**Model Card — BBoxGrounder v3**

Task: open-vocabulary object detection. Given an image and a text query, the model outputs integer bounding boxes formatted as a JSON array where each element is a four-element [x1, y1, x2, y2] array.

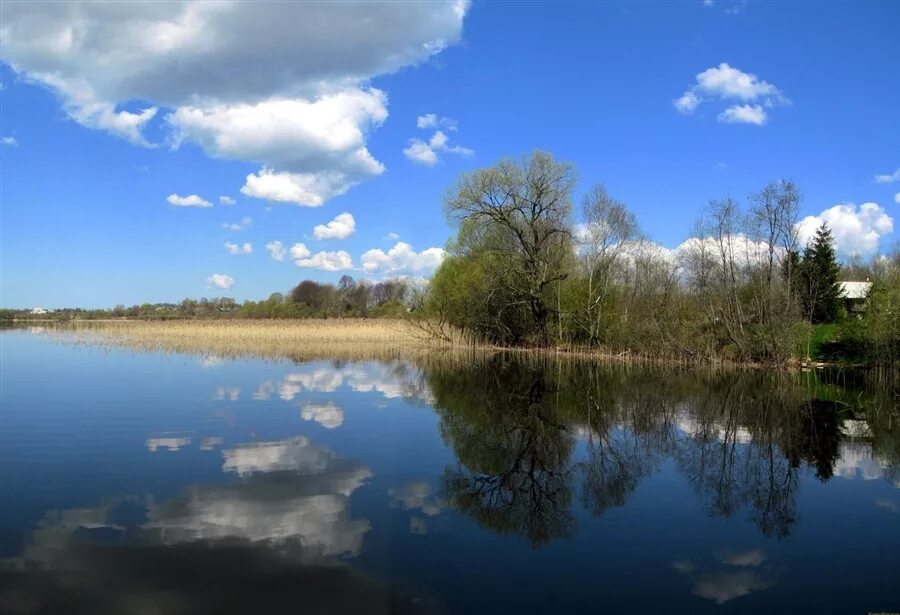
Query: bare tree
[[576, 184, 639, 345]]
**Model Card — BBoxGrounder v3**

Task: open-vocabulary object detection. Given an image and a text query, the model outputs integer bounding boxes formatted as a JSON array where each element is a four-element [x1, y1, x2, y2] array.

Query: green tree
[[799, 223, 842, 324], [442, 151, 576, 345]]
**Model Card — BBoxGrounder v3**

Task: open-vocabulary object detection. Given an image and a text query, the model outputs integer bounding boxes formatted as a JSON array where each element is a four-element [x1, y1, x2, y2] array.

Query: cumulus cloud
[[265, 240, 286, 262], [797, 202, 893, 258], [674, 63, 786, 124], [173, 90, 388, 205], [361, 241, 445, 274], [289, 243, 353, 271], [874, 168, 900, 184], [895, 192, 900, 204], [404, 128, 473, 166], [717, 104, 767, 125], [207, 273, 235, 289], [224, 241, 252, 255], [2, 135, 18, 146], [241, 168, 363, 207], [222, 216, 252, 231], [314, 212, 356, 240], [0, 1, 469, 204], [219, 195, 236, 205], [167, 193, 212, 208]]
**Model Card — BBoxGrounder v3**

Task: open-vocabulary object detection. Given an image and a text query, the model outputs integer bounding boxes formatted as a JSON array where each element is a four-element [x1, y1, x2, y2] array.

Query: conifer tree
[[798, 223, 842, 323]]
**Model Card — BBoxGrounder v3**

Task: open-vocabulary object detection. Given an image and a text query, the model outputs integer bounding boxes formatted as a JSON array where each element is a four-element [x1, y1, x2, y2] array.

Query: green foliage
[[798, 223, 842, 324]]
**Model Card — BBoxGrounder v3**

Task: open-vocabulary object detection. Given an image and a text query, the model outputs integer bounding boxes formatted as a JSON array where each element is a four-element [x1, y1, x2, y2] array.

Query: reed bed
[[55, 319, 463, 363]]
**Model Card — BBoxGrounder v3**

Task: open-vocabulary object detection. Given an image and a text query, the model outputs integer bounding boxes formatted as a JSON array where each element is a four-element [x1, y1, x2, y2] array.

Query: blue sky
[[1, 0, 898, 308]]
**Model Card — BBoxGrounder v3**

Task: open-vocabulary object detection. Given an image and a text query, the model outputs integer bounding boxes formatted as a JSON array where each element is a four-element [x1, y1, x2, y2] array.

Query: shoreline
[[5, 318, 882, 372]]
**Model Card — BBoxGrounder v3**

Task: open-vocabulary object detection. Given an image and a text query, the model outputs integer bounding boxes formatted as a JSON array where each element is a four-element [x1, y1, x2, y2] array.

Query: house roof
[[839, 281, 872, 299]]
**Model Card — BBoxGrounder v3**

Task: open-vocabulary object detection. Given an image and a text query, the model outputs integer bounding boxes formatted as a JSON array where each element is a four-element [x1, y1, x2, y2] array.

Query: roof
[[839, 281, 872, 299]]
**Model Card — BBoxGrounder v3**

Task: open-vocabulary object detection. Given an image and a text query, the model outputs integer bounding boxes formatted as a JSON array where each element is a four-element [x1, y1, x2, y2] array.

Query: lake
[[0, 328, 897, 613]]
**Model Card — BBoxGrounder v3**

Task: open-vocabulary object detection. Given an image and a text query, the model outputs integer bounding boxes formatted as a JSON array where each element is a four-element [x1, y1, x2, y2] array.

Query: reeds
[[56, 319, 460, 362]]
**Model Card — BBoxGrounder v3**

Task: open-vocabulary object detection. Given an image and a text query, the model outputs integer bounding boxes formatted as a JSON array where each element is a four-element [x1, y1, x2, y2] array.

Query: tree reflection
[[430, 358, 576, 546], [423, 356, 890, 544]]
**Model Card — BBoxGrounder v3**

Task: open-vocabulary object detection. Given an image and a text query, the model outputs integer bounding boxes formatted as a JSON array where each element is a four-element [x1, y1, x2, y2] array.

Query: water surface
[[1, 329, 898, 613]]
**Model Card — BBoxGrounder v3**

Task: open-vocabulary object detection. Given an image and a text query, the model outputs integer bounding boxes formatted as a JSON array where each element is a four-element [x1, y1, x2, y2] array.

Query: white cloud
[[289, 243, 352, 270], [673, 91, 701, 114], [1, 136, 18, 146], [314, 212, 356, 240], [695, 63, 781, 101], [294, 249, 354, 272], [717, 104, 767, 125], [0, 1, 469, 203], [416, 113, 457, 130], [874, 168, 900, 184], [384, 232, 401, 241], [403, 140, 439, 166], [224, 241, 252, 255], [265, 240, 286, 262], [797, 202, 893, 258], [895, 192, 900, 204], [167, 193, 212, 208], [206, 273, 235, 289], [219, 195, 236, 205], [289, 243, 312, 260], [674, 63, 785, 124], [404, 129, 473, 166], [240, 168, 363, 207], [172, 90, 388, 206], [361, 241, 445, 274], [222, 216, 252, 231]]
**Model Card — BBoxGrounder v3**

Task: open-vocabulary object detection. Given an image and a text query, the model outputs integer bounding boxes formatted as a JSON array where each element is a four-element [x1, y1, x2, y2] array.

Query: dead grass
[[56, 319, 465, 362]]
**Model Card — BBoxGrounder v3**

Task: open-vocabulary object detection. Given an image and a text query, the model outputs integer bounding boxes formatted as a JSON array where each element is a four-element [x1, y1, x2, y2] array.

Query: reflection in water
[[274, 361, 431, 403], [671, 549, 776, 605], [390, 481, 444, 517], [214, 386, 240, 401], [2, 339, 898, 612], [301, 401, 344, 429], [200, 436, 224, 450], [432, 361, 576, 546], [424, 356, 899, 543], [145, 436, 191, 452], [0, 436, 397, 614]]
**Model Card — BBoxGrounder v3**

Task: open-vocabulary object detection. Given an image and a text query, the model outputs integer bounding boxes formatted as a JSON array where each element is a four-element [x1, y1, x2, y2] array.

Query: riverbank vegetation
[[420, 151, 899, 368]]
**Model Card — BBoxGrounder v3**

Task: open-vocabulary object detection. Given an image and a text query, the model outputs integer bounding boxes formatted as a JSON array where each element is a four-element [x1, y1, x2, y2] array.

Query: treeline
[[420, 151, 899, 366], [1, 276, 418, 322]]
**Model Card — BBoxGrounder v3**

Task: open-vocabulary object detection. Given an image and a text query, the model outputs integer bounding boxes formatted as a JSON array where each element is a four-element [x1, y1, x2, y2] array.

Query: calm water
[[0, 329, 898, 614]]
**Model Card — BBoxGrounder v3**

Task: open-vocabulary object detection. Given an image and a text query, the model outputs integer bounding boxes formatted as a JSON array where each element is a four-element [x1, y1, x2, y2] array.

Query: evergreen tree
[[798, 223, 842, 323]]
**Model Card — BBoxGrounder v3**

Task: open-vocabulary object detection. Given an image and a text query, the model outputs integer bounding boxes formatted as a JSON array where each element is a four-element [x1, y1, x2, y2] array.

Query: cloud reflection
[[301, 402, 344, 429]]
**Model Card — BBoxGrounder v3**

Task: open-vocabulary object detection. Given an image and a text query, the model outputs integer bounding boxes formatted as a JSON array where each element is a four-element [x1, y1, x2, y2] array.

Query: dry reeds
[[55, 319, 460, 363]]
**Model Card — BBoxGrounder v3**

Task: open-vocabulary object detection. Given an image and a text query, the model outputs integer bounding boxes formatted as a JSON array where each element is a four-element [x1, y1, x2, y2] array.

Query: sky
[[1, 0, 898, 309]]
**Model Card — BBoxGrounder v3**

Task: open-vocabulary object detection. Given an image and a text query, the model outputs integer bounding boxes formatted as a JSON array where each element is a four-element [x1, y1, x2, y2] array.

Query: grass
[[54, 319, 463, 362]]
